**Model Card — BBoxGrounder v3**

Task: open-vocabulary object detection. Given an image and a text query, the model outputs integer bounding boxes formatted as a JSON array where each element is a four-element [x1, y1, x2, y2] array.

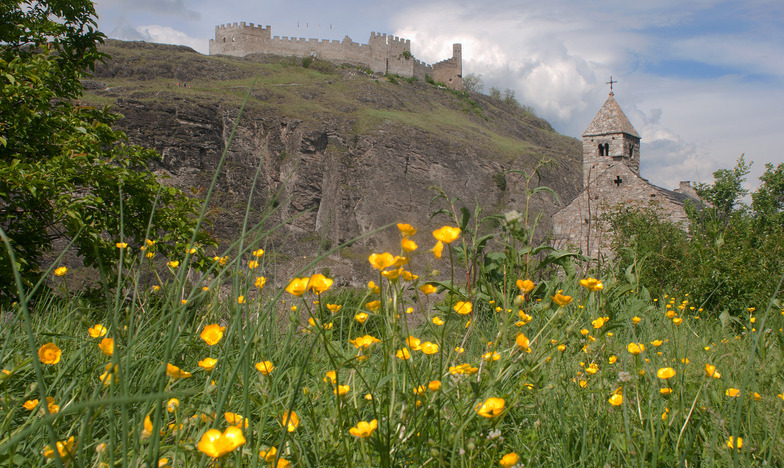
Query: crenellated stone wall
[[209, 22, 462, 89]]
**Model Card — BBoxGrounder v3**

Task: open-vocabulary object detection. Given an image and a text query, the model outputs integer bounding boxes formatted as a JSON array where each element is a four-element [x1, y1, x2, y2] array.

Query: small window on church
[[598, 144, 604, 156], [223, 37, 226, 43], [629, 145, 633, 157]]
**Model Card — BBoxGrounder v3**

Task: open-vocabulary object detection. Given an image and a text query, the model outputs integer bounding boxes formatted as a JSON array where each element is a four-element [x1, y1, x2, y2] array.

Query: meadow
[[1, 201, 783, 467]]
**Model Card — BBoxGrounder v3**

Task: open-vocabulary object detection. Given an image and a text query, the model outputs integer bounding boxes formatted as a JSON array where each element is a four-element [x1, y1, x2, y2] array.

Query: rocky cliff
[[83, 40, 582, 285]]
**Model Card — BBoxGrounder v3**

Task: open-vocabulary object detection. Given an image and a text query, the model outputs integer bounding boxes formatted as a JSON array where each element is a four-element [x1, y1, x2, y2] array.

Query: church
[[552, 88, 701, 259]]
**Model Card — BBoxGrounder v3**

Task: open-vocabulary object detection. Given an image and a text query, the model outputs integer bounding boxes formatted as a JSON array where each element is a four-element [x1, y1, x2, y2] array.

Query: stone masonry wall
[[209, 23, 462, 89]]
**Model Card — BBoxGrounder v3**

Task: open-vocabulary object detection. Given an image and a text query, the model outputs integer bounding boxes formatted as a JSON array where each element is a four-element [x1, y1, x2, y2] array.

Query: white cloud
[[134, 25, 208, 54]]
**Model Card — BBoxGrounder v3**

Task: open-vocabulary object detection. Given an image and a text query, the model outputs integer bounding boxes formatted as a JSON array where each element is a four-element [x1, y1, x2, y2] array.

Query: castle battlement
[[209, 22, 462, 89]]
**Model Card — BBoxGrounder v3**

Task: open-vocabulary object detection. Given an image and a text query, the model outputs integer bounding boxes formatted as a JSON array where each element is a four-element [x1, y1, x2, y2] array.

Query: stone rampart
[[209, 23, 462, 89]]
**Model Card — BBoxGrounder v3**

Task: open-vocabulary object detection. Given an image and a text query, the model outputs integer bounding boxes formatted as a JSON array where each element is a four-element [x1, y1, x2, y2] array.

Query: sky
[[94, 0, 784, 192]]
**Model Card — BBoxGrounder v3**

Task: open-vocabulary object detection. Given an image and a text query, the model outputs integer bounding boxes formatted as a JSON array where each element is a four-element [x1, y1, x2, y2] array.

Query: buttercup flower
[[500, 452, 519, 468], [428, 380, 442, 391], [89, 324, 108, 338], [200, 324, 226, 346], [449, 363, 478, 375], [421, 342, 439, 355], [23, 399, 38, 410], [483, 351, 501, 362], [248, 260, 259, 269], [419, 284, 437, 295], [167, 260, 179, 268], [45, 396, 59, 413], [255, 276, 267, 289], [726, 388, 741, 397], [632, 316, 642, 324], [351, 335, 381, 349], [726, 436, 743, 450], [260, 446, 279, 462], [627, 343, 645, 355], [98, 337, 114, 356], [515, 333, 530, 351], [255, 361, 275, 375], [54, 266, 67, 277], [354, 312, 369, 324], [285, 277, 309, 296], [349, 419, 378, 438], [397, 223, 417, 236], [453, 301, 472, 315], [366, 300, 381, 311], [368, 252, 396, 270], [406, 336, 422, 351], [432, 226, 461, 243], [252, 248, 264, 257], [401, 238, 418, 252], [475, 397, 505, 418], [608, 393, 623, 406], [237, 296, 245, 304], [334, 384, 350, 396], [657, 367, 676, 380], [517, 279, 535, 292], [199, 358, 218, 371], [167, 398, 180, 413], [116, 242, 128, 249], [225, 412, 249, 428], [197, 426, 246, 458], [592, 317, 609, 329], [579, 278, 604, 291], [551, 292, 573, 307], [705, 364, 721, 379], [368, 280, 381, 294], [38, 343, 61, 365], [166, 363, 192, 379], [43, 436, 75, 460], [326, 303, 342, 313], [432, 317, 445, 326], [308, 273, 333, 294], [281, 410, 299, 432], [431, 241, 444, 259], [396, 348, 411, 360]]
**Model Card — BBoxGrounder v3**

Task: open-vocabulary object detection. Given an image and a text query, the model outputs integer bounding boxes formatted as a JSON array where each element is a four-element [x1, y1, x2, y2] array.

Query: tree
[[462, 73, 483, 93], [0, 0, 213, 303], [695, 155, 750, 222]]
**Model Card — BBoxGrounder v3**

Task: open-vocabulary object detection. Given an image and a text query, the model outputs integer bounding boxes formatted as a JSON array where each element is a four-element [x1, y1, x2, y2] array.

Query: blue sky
[[94, 0, 784, 191]]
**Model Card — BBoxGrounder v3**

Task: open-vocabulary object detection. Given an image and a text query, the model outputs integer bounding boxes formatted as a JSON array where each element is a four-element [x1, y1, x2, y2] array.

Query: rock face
[[86, 40, 582, 285]]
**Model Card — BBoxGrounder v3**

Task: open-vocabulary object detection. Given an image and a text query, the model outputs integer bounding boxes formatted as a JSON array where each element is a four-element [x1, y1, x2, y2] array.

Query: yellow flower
[[660, 388, 673, 395], [632, 316, 642, 324], [551, 292, 572, 307], [327, 303, 342, 313], [726, 436, 743, 450], [255, 276, 267, 289], [431, 241, 444, 259], [515, 333, 530, 351], [89, 324, 108, 338], [475, 397, 505, 418], [43, 436, 75, 460], [166, 363, 192, 379], [401, 238, 418, 252], [368, 252, 396, 270], [586, 363, 599, 375], [608, 394, 623, 406], [421, 342, 439, 355], [248, 260, 259, 269], [651, 340, 663, 347], [419, 284, 437, 295], [98, 337, 114, 356], [368, 280, 380, 294], [726, 388, 741, 397], [167, 398, 179, 413], [260, 446, 278, 462], [225, 412, 249, 428], [609, 355, 617, 364], [46, 396, 59, 413], [453, 301, 472, 315], [99, 363, 117, 385], [591, 316, 609, 329], [116, 242, 128, 249], [308, 273, 333, 294], [516, 279, 535, 292], [200, 324, 226, 346], [449, 363, 478, 375], [627, 343, 645, 355], [579, 277, 604, 292], [382, 267, 403, 280], [54, 266, 68, 277], [199, 357, 218, 371], [349, 419, 378, 438], [167, 260, 179, 268], [483, 351, 501, 362], [334, 384, 350, 396], [23, 399, 38, 411], [673, 317, 683, 325], [366, 300, 381, 311], [255, 361, 275, 375], [237, 295, 245, 304], [281, 410, 299, 432], [432, 317, 445, 326], [704, 364, 721, 378], [38, 343, 61, 365], [753, 392, 762, 401], [500, 452, 519, 468], [406, 336, 422, 351], [285, 277, 309, 296], [252, 248, 265, 257], [397, 223, 417, 236], [350, 335, 381, 350], [557, 344, 566, 352], [197, 426, 246, 458], [432, 226, 461, 243], [428, 380, 442, 392], [354, 312, 369, 324], [657, 367, 676, 380], [396, 348, 411, 360]]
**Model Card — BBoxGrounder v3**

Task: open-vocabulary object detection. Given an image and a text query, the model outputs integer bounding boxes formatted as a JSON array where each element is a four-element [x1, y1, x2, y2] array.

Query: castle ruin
[[209, 23, 463, 90]]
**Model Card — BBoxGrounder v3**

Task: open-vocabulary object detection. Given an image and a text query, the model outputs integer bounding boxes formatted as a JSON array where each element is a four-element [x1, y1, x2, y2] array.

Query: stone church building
[[552, 91, 700, 258]]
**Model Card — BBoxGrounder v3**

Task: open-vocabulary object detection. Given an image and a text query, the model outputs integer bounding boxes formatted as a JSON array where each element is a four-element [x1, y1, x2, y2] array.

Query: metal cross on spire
[[606, 76, 617, 93]]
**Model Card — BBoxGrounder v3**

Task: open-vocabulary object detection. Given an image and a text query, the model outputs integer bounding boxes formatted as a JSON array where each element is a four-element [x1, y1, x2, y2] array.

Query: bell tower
[[581, 90, 640, 186]]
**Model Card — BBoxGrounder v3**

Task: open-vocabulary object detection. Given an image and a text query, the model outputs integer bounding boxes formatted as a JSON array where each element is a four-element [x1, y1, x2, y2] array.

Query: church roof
[[582, 93, 640, 138]]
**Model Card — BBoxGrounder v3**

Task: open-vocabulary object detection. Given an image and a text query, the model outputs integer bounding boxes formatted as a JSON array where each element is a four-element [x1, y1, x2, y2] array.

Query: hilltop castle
[[553, 91, 700, 258], [209, 23, 463, 90]]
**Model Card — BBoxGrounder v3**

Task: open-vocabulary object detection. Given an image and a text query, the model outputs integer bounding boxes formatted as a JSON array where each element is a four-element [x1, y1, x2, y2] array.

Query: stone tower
[[581, 92, 640, 186]]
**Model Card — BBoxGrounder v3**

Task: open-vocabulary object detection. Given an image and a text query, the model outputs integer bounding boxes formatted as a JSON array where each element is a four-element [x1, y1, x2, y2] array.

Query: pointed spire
[[582, 93, 639, 138]]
